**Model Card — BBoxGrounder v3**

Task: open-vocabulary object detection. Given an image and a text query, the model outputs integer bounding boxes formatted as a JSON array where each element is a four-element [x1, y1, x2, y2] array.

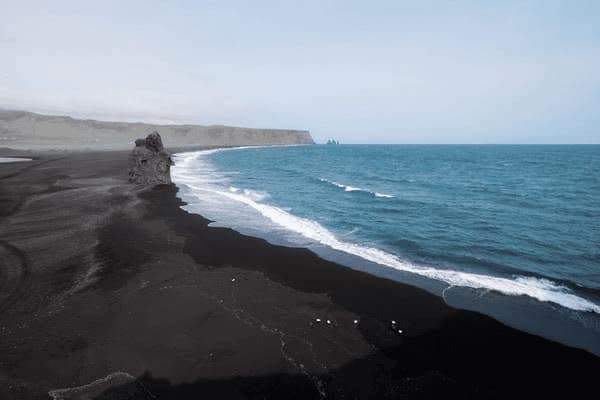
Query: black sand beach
[[1, 150, 598, 399]]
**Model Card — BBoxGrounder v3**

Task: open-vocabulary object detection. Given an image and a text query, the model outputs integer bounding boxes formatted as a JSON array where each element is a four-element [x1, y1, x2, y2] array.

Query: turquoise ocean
[[172, 145, 600, 353]]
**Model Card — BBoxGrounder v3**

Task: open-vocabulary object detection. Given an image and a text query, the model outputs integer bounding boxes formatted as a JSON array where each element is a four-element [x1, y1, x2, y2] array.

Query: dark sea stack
[[128, 131, 173, 184]]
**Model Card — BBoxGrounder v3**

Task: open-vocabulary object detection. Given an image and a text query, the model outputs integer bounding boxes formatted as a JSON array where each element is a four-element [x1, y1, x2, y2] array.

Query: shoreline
[[172, 147, 600, 355], [0, 150, 598, 399]]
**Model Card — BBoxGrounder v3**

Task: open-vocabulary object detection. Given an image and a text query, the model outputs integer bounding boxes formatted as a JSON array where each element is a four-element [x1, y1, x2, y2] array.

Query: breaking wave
[[319, 178, 394, 198], [172, 149, 600, 314]]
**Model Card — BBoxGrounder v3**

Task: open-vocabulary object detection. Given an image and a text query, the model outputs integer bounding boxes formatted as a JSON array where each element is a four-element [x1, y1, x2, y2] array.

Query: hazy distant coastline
[[0, 110, 314, 150]]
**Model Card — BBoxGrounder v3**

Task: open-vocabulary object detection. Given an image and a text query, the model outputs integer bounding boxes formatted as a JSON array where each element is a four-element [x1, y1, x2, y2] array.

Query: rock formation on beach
[[128, 131, 173, 184]]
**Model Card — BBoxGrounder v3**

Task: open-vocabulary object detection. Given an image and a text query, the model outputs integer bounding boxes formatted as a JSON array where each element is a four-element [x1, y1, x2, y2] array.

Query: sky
[[1, 0, 599, 143]]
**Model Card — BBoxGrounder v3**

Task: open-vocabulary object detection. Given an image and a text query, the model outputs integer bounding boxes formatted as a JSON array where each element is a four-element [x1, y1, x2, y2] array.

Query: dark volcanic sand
[[0, 151, 598, 399]]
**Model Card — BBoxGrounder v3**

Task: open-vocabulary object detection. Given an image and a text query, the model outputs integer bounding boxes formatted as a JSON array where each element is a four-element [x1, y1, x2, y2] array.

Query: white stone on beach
[[326, 320, 331, 324], [315, 318, 321, 322], [231, 278, 236, 282], [353, 319, 358, 324]]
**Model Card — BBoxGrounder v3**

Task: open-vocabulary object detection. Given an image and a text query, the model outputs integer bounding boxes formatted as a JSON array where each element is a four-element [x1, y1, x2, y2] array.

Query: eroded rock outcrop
[[128, 131, 173, 184]]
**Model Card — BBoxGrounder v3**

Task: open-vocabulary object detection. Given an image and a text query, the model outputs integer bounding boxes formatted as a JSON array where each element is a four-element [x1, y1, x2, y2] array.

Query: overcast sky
[[2, 0, 599, 143]]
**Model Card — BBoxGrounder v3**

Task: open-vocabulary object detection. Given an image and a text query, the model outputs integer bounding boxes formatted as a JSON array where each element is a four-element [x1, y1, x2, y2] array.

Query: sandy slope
[[1, 151, 598, 400]]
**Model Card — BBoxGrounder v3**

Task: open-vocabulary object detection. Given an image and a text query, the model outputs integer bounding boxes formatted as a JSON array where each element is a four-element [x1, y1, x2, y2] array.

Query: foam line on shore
[[172, 149, 600, 314], [48, 372, 136, 399], [0, 157, 32, 163]]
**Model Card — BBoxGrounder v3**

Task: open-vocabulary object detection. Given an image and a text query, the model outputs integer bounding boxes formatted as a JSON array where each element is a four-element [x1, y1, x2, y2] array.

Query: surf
[[172, 149, 600, 314], [319, 178, 394, 198]]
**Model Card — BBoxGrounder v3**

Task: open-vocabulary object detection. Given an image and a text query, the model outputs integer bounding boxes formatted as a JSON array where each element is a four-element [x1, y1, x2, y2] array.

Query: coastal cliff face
[[0, 110, 314, 150]]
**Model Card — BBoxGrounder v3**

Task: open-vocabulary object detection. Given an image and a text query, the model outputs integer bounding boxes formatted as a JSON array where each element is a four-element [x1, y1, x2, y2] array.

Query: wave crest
[[319, 178, 394, 198], [172, 150, 600, 314]]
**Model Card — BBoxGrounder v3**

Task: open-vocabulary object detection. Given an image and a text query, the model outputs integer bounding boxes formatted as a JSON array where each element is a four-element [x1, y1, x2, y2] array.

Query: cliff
[[0, 110, 314, 150]]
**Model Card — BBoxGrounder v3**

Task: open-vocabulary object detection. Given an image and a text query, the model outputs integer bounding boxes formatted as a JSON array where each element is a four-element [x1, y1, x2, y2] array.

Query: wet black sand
[[0, 151, 598, 399]]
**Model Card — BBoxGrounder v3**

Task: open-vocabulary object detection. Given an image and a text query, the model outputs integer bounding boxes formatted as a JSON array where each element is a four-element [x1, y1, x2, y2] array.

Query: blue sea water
[[172, 145, 600, 352]]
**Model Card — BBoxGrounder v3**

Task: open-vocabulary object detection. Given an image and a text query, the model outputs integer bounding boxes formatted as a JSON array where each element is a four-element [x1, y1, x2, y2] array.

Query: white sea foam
[[319, 178, 394, 198], [48, 372, 136, 400], [0, 157, 32, 163], [341, 227, 361, 236], [230, 187, 270, 201], [172, 149, 600, 314]]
